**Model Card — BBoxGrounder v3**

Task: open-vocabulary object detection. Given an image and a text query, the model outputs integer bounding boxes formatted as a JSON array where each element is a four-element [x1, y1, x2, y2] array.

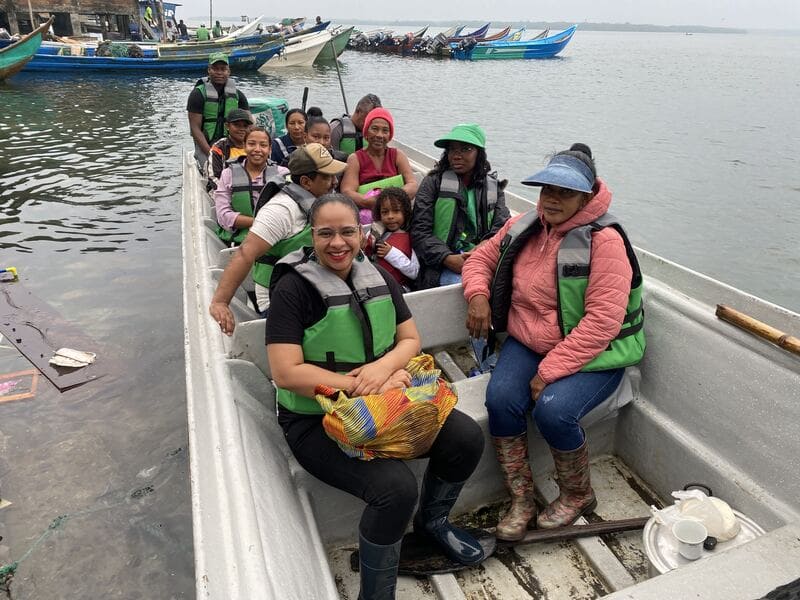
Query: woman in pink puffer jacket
[[462, 143, 645, 540]]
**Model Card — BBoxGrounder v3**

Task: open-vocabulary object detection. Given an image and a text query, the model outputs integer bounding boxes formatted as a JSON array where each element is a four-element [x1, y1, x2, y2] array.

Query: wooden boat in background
[[259, 29, 330, 68], [0, 18, 51, 80], [347, 25, 430, 56], [20, 37, 282, 71], [531, 27, 550, 40], [447, 22, 491, 41], [453, 24, 577, 60], [314, 26, 354, 61], [182, 137, 800, 598], [474, 26, 512, 42]]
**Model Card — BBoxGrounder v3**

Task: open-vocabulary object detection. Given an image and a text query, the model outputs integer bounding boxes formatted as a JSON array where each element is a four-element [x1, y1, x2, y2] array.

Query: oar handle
[[500, 517, 650, 547], [716, 304, 800, 355]]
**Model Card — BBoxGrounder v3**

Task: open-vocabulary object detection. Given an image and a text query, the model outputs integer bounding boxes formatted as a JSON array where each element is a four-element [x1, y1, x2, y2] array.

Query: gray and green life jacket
[[250, 181, 315, 288], [273, 249, 397, 414], [216, 161, 264, 245], [332, 115, 366, 155], [490, 211, 645, 371], [196, 77, 239, 143], [432, 170, 498, 250]]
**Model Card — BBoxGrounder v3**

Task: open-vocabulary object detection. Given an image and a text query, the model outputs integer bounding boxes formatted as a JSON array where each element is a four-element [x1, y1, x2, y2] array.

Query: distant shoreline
[[186, 16, 800, 35], [331, 20, 750, 34], [186, 16, 768, 34]]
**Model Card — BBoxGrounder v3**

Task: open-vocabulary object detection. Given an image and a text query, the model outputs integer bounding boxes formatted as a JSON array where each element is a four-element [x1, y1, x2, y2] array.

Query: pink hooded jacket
[[461, 179, 632, 384]]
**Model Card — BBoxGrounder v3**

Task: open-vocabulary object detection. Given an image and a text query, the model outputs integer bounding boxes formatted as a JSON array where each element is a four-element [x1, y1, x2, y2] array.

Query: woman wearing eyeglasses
[[267, 194, 486, 600], [461, 144, 646, 540], [411, 123, 510, 290]]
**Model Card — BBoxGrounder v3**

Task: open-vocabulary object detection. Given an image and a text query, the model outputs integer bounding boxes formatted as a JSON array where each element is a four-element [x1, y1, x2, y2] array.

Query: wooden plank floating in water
[[0, 282, 103, 391], [716, 304, 800, 355]]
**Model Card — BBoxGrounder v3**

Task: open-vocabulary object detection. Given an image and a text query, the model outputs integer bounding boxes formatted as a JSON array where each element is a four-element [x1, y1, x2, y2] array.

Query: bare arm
[[395, 150, 418, 200], [348, 317, 421, 395], [209, 233, 271, 335], [233, 214, 254, 230], [188, 112, 211, 156], [268, 343, 357, 398], [269, 317, 421, 398], [340, 153, 370, 208]]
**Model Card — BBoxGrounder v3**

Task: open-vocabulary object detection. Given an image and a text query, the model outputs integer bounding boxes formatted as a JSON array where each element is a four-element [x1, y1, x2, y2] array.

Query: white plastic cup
[[672, 519, 707, 560]]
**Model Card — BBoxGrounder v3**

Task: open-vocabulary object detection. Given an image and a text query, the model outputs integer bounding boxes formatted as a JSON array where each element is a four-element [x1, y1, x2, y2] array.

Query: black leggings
[[279, 408, 484, 545]]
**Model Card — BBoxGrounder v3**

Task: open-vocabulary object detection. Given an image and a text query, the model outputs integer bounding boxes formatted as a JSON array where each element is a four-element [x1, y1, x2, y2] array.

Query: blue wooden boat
[[447, 22, 490, 42], [452, 24, 577, 60], [0, 18, 51, 80], [16, 38, 282, 72]]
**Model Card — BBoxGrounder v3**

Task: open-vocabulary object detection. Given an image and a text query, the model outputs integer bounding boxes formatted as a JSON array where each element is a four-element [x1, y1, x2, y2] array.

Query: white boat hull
[[182, 142, 800, 599], [258, 30, 331, 69]]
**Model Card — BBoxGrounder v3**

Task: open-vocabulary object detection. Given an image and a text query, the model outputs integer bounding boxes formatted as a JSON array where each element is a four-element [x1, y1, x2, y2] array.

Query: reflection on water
[[1, 73, 193, 599], [0, 76, 181, 254]]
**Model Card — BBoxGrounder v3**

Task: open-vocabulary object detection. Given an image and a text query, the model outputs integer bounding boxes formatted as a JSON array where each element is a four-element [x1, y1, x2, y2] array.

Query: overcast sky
[[182, 0, 800, 30]]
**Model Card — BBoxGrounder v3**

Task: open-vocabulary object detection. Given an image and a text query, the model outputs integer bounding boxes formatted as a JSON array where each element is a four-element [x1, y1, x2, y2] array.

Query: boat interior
[[182, 145, 800, 599]]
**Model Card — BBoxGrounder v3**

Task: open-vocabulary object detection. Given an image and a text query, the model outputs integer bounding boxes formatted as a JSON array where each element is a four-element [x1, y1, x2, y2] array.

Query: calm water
[[0, 29, 798, 598]]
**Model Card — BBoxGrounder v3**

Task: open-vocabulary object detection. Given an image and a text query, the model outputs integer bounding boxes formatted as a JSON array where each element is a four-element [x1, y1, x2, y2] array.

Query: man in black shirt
[[186, 52, 249, 167]]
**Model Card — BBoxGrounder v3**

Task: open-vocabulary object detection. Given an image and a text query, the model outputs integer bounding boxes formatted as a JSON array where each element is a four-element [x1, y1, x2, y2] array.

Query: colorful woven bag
[[314, 354, 458, 460]]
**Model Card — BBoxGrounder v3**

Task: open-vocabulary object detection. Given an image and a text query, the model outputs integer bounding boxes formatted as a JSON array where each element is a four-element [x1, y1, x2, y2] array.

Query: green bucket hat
[[434, 123, 486, 149]]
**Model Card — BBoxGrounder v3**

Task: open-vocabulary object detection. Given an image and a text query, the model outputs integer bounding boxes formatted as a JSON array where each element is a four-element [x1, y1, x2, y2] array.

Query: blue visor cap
[[521, 155, 594, 193]]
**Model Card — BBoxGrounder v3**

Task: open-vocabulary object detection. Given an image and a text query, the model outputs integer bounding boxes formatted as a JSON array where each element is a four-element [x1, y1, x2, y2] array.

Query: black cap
[[225, 109, 253, 124]]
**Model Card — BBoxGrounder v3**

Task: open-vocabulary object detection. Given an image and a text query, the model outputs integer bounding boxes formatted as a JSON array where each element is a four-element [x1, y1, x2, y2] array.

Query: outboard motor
[[458, 36, 477, 51]]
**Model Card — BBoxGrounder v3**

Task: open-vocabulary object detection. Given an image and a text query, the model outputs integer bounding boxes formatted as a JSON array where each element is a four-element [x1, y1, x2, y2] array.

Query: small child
[[365, 187, 419, 291]]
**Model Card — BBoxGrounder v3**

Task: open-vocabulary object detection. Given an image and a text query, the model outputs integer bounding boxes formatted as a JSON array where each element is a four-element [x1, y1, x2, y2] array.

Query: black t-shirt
[[266, 264, 413, 346], [186, 83, 249, 114]]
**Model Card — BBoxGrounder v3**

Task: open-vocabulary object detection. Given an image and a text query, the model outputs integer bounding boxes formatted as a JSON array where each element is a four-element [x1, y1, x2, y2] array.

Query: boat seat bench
[[224, 282, 636, 544], [219, 257, 638, 544]]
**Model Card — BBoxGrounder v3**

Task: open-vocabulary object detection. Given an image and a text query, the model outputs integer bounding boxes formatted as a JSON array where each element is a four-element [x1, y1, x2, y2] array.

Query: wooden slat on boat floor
[[327, 454, 665, 599]]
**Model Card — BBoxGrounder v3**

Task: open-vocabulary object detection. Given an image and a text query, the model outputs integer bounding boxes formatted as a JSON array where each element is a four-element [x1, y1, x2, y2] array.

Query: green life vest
[[490, 211, 645, 371], [196, 77, 238, 143], [251, 182, 315, 288], [274, 249, 397, 414], [432, 170, 498, 249], [356, 174, 405, 195], [216, 161, 257, 244], [334, 115, 366, 155]]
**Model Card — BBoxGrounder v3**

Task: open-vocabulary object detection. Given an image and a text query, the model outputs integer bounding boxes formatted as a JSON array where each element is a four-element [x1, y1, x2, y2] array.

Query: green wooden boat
[[314, 26, 354, 62], [0, 17, 51, 80]]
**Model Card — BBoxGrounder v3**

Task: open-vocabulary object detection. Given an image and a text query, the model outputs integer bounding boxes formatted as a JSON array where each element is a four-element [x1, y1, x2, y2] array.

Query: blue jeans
[[485, 336, 625, 451], [438, 268, 462, 286]]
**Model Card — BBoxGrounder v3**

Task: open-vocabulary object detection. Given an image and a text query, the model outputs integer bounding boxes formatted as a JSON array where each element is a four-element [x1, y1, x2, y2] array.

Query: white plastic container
[[643, 504, 765, 576]]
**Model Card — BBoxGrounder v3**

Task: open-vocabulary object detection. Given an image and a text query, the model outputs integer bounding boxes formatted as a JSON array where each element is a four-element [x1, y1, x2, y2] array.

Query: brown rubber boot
[[492, 433, 537, 541], [537, 440, 597, 529]]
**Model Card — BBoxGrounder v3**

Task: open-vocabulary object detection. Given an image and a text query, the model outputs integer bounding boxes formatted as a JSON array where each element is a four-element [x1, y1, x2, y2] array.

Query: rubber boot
[[537, 440, 597, 529], [357, 533, 402, 600], [413, 469, 485, 565], [492, 433, 537, 540]]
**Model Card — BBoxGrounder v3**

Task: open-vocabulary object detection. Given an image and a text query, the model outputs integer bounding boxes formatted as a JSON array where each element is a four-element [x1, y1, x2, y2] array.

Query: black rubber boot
[[357, 532, 402, 600], [413, 469, 485, 565]]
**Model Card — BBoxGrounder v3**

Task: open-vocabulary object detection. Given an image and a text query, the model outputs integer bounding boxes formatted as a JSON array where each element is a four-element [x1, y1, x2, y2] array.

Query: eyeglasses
[[312, 226, 360, 240], [447, 144, 477, 156]]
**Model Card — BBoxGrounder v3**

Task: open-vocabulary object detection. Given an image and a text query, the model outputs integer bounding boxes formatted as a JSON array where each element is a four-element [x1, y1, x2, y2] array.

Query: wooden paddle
[[716, 305, 800, 355], [498, 516, 650, 547]]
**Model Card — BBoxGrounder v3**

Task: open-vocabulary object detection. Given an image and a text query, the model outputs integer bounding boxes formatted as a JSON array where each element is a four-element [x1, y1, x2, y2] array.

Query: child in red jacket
[[364, 187, 419, 291]]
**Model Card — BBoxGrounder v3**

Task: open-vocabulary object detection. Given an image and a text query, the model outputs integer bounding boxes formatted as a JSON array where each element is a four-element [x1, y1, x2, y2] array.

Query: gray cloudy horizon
[[179, 0, 800, 30]]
